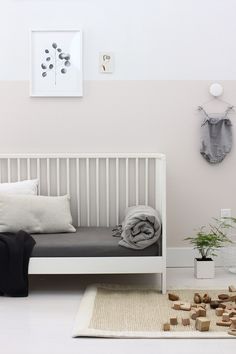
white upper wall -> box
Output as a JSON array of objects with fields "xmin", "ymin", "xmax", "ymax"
[{"xmin": 1, "ymin": 0, "xmax": 236, "ymax": 80}]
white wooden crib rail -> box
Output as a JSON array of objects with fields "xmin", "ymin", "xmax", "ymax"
[
  {"xmin": 0, "ymin": 153, "xmax": 166, "ymax": 227},
  {"xmin": 0, "ymin": 153, "xmax": 166, "ymax": 293}
]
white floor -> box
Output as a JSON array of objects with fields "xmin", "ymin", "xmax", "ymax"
[{"xmin": 1, "ymin": 268, "xmax": 236, "ymax": 354}]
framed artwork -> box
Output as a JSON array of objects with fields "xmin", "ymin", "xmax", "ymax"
[
  {"xmin": 30, "ymin": 29, "xmax": 83, "ymax": 97},
  {"xmin": 99, "ymin": 52, "xmax": 114, "ymax": 73}
]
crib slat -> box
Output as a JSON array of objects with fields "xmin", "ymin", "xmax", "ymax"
[
  {"xmin": 56, "ymin": 158, "xmax": 60, "ymax": 196},
  {"xmin": 135, "ymin": 158, "xmax": 139, "ymax": 206},
  {"xmin": 125, "ymin": 158, "xmax": 129, "ymax": 208},
  {"xmin": 17, "ymin": 158, "xmax": 21, "ymax": 181},
  {"xmin": 155, "ymin": 158, "xmax": 158, "ymax": 210},
  {"xmin": 76, "ymin": 158, "xmax": 80, "ymax": 227},
  {"xmin": 46, "ymin": 158, "xmax": 50, "ymax": 196},
  {"xmin": 96, "ymin": 158, "xmax": 100, "ymax": 227},
  {"xmin": 27, "ymin": 158, "xmax": 31, "ymax": 179},
  {"xmin": 7, "ymin": 159, "xmax": 11, "ymax": 182},
  {"xmin": 0, "ymin": 159, "xmax": 1, "ymax": 183},
  {"xmin": 116, "ymin": 158, "xmax": 119, "ymax": 225},
  {"xmin": 145, "ymin": 158, "xmax": 149, "ymax": 205},
  {"xmin": 66, "ymin": 158, "xmax": 70, "ymax": 195},
  {"xmin": 37, "ymin": 158, "xmax": 41, "ymax": 194},
  {"xmin": 86, "ymin": 158, "xmax": 90, "ymax": 227},
  {"xmin": 106, "ymin": 158, "xmax": 110, "ymax": 227}
]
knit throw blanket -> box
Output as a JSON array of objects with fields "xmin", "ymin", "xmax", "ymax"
[
  {"xmin": 0, "ymin": 230, "xmax": 35, "ymax": 297},
  {"xmin": 112, "ymin": 205, "xmax": 161, "ymax": 250}
]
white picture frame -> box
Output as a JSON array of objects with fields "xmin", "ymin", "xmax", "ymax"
[{"xmin": 30, "ymin": 29, "xmax": 83, "ymax": 97}]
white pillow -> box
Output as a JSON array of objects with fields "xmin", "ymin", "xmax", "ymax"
[
  {"xmin": 0, "ymin": 194, "xmax": 76, "ymax": 234},
  {"xmin": 0, "ymin": 179, "xmax": 38, "ymax": 195}
]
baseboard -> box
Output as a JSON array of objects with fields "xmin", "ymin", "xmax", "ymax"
[{"xmin": 167, "ymin": 247, "xmax": 226, "ymax": 268}]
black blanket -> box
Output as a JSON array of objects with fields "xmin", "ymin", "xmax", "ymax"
[{"xmin": 0, "ymin": 231, "xmax": 36, "ymax": 297}]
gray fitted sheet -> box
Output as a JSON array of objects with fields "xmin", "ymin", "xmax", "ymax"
[{"xmin": 31, "ymin": 227, "xmax": 161, "ymax": 258}]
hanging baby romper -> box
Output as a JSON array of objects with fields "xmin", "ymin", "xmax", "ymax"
[{"xmin": 199, "ymin": 106, "xmax": 233, "ymax": 164}]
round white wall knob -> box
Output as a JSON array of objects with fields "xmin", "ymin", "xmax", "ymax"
[{"xmin": 209, "ymin": 83, "xmax": 223, "ymax": 97}]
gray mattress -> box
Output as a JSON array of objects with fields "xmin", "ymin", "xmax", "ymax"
[{"xmin": 31, "ymin": 227, "xmax": 161, "ymax": 258}]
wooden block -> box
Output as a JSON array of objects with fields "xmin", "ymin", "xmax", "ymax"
[
  {"xmin": 194, "ymin": 293, "xmax": 202, "ymax": 304},
  {"xmin": 229, "ymin": 295, "xmax": 236, "ymax": 302},
  {"xmin": 230, "ymin": 317, "xmax": 236, "ymax": 330},
  {"xmin": 229, "ymin": 285, "xmax": 236, "ymax": 292},
  {"xmin": 192, "ymin": 304, "xmax": 206, "ymax": 309},
  {"xmin": 218, "ymin": 294, "xmax": 230, "ymax": 301},
  {"xmin": 216, "ymin": 321, "xmax": 231, "ymax": 327},
  {"xmin": 195, "ymin": 317, "xmax": 210, "ymax": 332},
  {"xmin": 172, "ymin": 303, "xmax": 181, "ymax": 310},
  {"xmin": 217, "ymin": 295, "xmax": 236, "ymax": 303},
  {"xmin": 228, "ymin": 329, "xmax": 236, "ymax": 336},
  {"xmin": 195, "ymin": 308, "xmax": 202, "ymax": 315},
  {"xmin": 228, "ymin": 311, "xmax": 236, "ymax": 318},
  {"xmin": 191, "ymin": 308, "xmax": 200, "ymax": 320},
  {"xmin": 198, "ymin": 303, "xmax": 206, "ymax": 309},
  {"xmin": 226, "ymin": 305, "xmax": 233, "ymax": 311},
  {"xmin": 172, "ymin": 301, "xmax": 181, "ymax": 310},
  {"xmin": 203, "ymin": 293, "xmax": 211, "ymax": 303},
  {"xmin": 198, "ymin": 307, "xmax": 206, "ymax": 317},
  {"xmin": 168, "ymin": 293, "xmax": 179, "ymax": 301},
  {"xmin": 210, "ymin": 300, "xmax": 220, "ymax": 309},
  {"xmin": 182, "ymin": 317, "xmax": 190, "ymax": 326},
  {"xmin": 191, "ymin": 312, "xmax": 198, "ymax": 320},
  {"xmin": 218, "ymin": 303, "xmax": 226, "ymax": 309},
  {"xmin": 222, "ymin": 313, "xmax": 230, "ymax": 322},
  {"xmin": 170, "ymin": 316, "xmax": 178, "ymax": 325},
  {"xmin": 215, "ymin": 308, "xmax": 224, "ymax": 316},
  {"xmin": 163, "ymin": 323, "xmax": 171, "ymax": 331},
  {"xmin": 180, "ymin": 303, "xmax": 191, "ymax": 311}
]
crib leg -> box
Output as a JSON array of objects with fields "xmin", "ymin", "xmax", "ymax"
[{"xmin": 161, "ymin": 270, "xmax": 167, "ymax": 294}]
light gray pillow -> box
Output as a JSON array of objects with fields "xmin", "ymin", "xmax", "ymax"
[
  {"xmin": 0, "ymin": 179, "xmax": 38, "ymax": 195},
  {"xmin": 0, "ymin": 194, "xmax": 76, "ymax": 234}
]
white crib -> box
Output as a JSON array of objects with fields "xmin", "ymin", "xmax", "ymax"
[{"xmin": 0, "ymin": 153, "xmax": 167, "ymax": 293}]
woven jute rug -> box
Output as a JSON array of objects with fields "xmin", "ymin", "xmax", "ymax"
[{"xmin": 72, "ymin": 284, "xmax": 236, "ymax": 338}]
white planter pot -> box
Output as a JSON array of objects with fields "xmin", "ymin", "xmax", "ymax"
[{"xmin": 194, "ymin": 258, "xmax": 215, "ymax": 279}]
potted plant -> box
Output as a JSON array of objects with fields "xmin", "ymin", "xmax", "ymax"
[{"xmin": 185, "ymin": 218, "xmax": 233, "ymax": 279}]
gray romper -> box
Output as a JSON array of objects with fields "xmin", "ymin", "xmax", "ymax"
[{"xmin": 199, "ymin": 106, "xmax": 233, "ymax": 164}]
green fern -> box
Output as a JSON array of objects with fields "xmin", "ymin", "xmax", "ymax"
[{"xmin": 184, "ymin": 217, "xmax": 233, "ymax": 260}]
